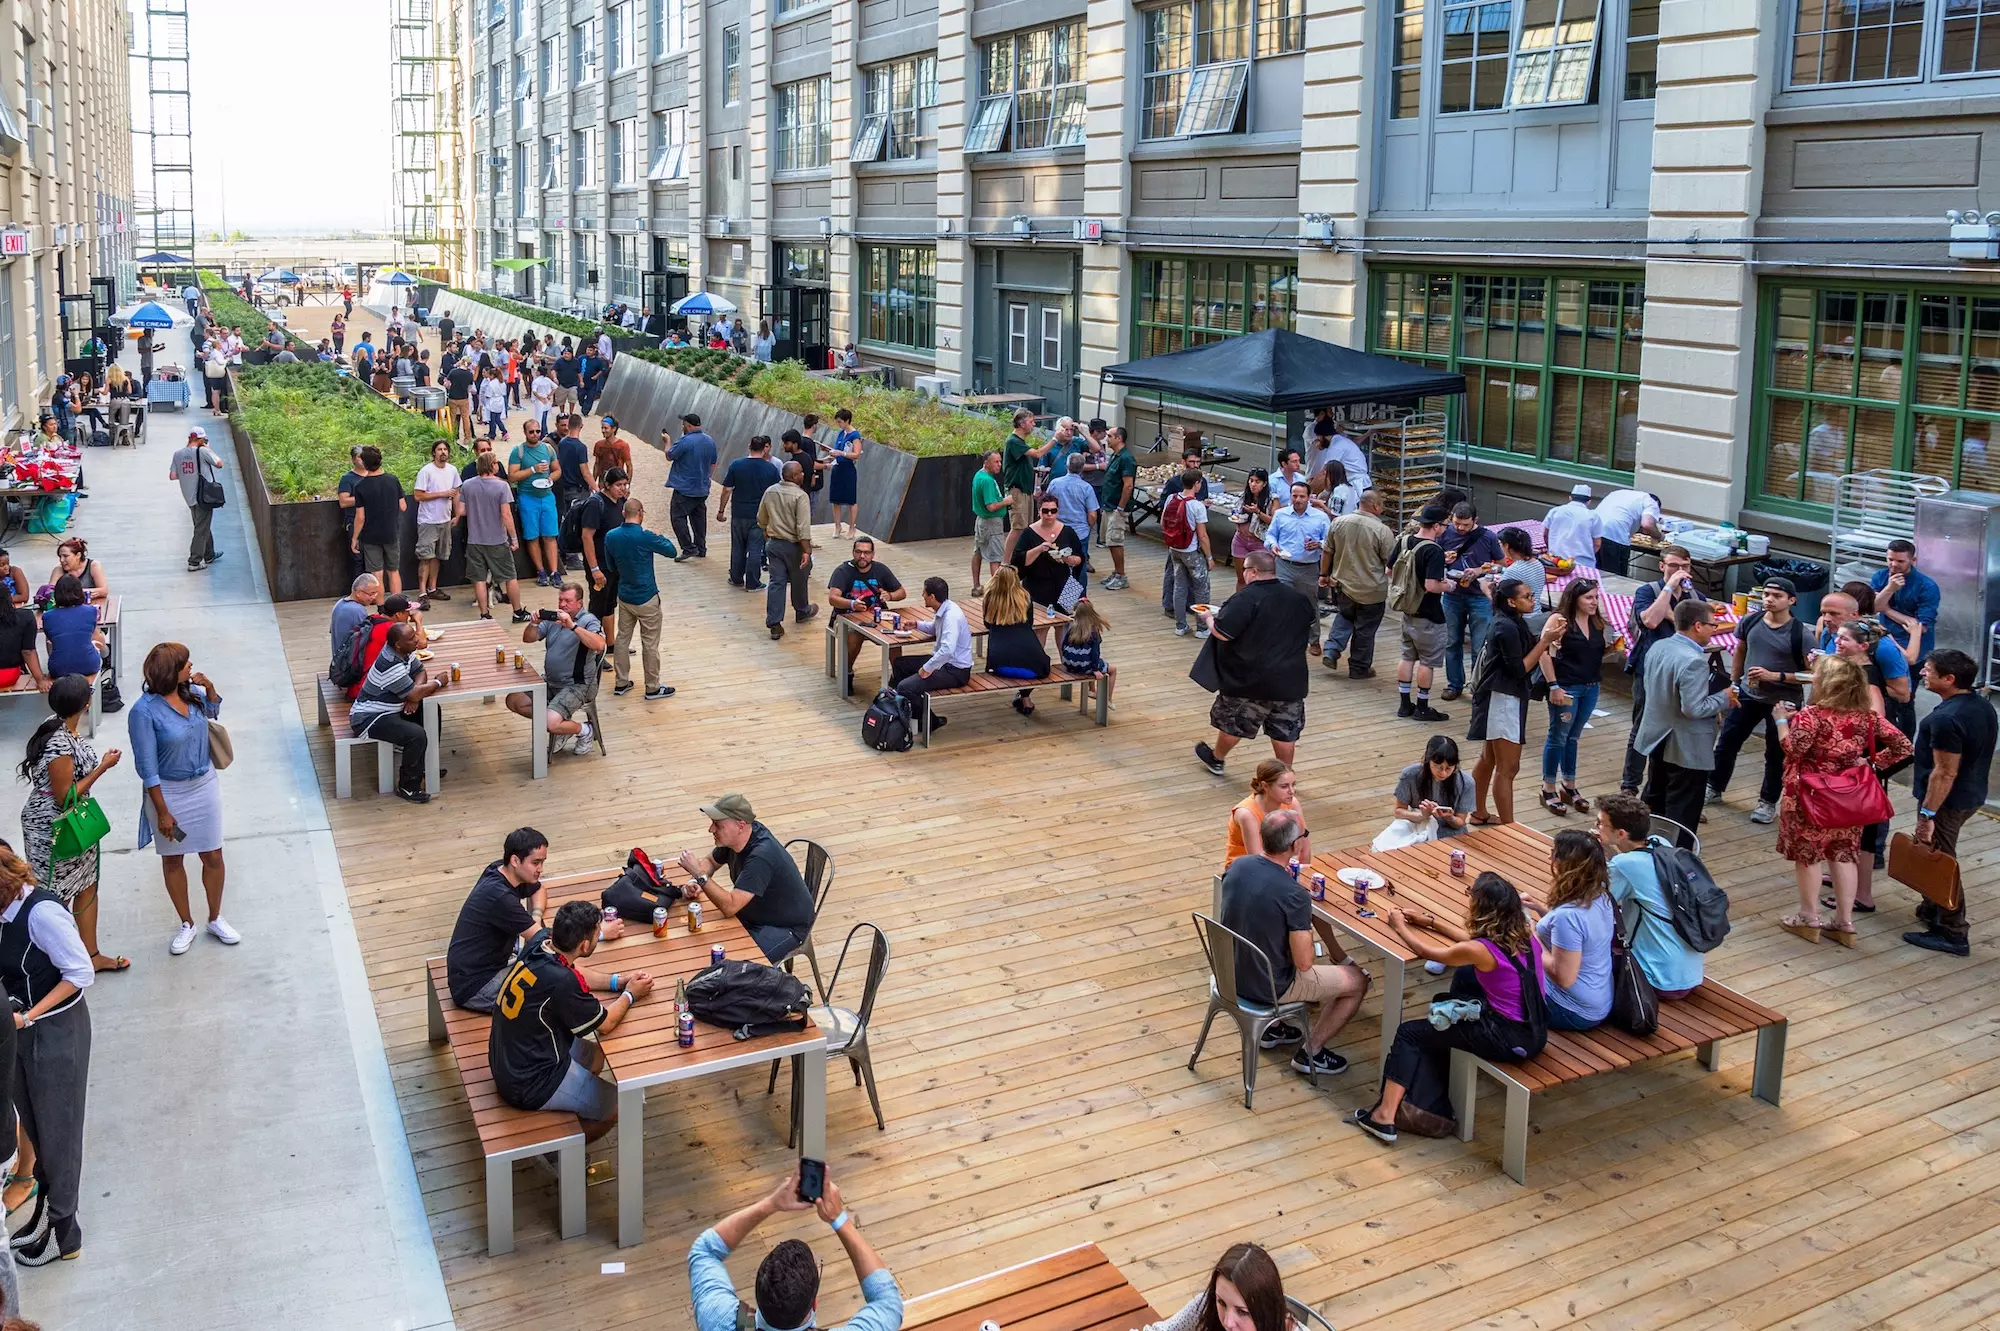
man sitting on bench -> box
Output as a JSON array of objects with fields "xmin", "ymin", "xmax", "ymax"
[
  {"xmin": 448, "ymin": 828, "xmax": 556, "ymax": 1012},
  {"xmin": 886, "ymin": 577, "xmax": 972, "ymax": 731},
  {"xmin": 489, "ymin": 900, "xmax": 654, "ymax": 1142}
]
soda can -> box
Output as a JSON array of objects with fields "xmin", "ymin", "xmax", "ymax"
[
  {"xmin": 687, "ymin": 900, "xmax": 704, "ymax": 933},
  {"xmin": 871, "ymin": 604, "xmax": 882, "ymax": 626},
  {"xmin": 676, "ymin": 1008, "xmax": 695, "ymax": 1048},
  {"xmin": 1352, "ymin": 878, "xmax": 1369, "ymax": 907},
  {"xmin": 1311, "ymin": 873, "xmax": 1327, "ymax": 901},
  {"xmin": 602, "ymin": 907, "xmax": 618, "ymax": 927},
  {"xmin": 1450, "ymin": 848, "xmax": 1467, "ymax": 878},
  {"xmin": 1288, "ymin": 858, "xmax": 1301, "ymax": 880},
  {"xmin": 494, "ymin": 644, "xmax": 506, "ymax": 665},
  {"xmin": 710, "ymin": 943, "xmax": 725, "ymax": 967},
  {"xmin": 651, "ymin": 906, "xmax": 669, "ymax": 937}
]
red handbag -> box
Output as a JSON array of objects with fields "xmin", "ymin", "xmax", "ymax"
[{"xmin": 1795, "ymin": 713, "xmax": 1897, "ymax": 829}]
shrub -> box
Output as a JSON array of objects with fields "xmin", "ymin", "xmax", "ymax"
[
  {"xmin": 232, "ymin": 362, "xmax": 451, "ymax": 501},
  {"xmin": 444, "ymin": 287, "xmax": 606, "ymax": 341}
]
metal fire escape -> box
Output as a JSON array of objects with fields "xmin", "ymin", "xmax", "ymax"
[
  {"xmin": 131, "ymin": 0, "xmax": 195, "ymax": 261},
  {"xmin": 392, "ymin": 0, "xmax": 462, "ymax": 279}
]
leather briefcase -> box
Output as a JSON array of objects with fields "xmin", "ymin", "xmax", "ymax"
[{"xmin": 1889, "ymin": 831, "xmax": 1961, "ymax": 911}]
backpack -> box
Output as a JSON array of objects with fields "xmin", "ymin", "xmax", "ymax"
[
  {"xmin": 1644, "ymin": 838, "xmax": 1732, "ymax": 953},
  {"xmin": 861, "ymin": 688, "xmax": 914, "ymax": 752},
  {"xmin": 1736, "ymin": 609, "xmax": 1808, "ymax": 673},
  {"xmin": 329, "ymin": 613, "xmax": 386, "ymax": 688},
  {"xmin": 1161, "ymin": 493, "xmax": 1194, "ymax": 549},
  {"xmin": 600, "ymin": 847, "xmax": 683, "ymax": 921},
  {"xmin": 684, "ymin": 959, "xmax": 812, "ymax": 1038},
  {"xmin": 1389, "ymin": 537, "xmax": 1438, "ymax": 617}
]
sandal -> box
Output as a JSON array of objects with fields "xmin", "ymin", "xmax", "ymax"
[
  {"xmin": 1541, "ymin": 790, "xmax": 1568, "ymax": 816},
  {"xmin": 1562, "ymin": 786, "xmax": 1590, "ymax": 813},
  {"xmin": 2, "ymin": 1177, "xmax": 35, "ymax": 1215},
  {"xmin": 1468, "ymin": 812, "xmax": 1502, "ymax": 826},
  {"xmin": 1822, "ymin": 894, "xmax": 1876, "ymax": 914},
  {"xmin": 1012, "ymin": 694, "xmax": 1035, "ymax": 717},
  {"xmin": 1820, "ymin": 922, "xmax": 1858, "ymax": 948},
  {"xmin": 90, "ymin": 952, "xmax": 131, "ymax": 972},
  {"xmin": 1779, "ymin": 912, "xmax": 1825, "ymax": 942}
]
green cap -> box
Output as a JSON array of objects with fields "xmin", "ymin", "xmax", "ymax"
[{"xmin": 699, "ymin": 793, "xmax": 755, "ymax": 823}]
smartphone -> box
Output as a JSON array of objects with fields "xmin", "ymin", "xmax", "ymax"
[
  {"xmin": 796, "ymin": 1157, "xmax": 826, "ymax": 1203},
  {"xmin": 538, "ymin": 607, "xmax": 560, "ymax": 622}
]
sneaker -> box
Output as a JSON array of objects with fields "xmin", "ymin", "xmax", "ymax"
[
  {"xmin": 797, "ymin": 605, "xmax": 820, "ymax": 624},
  {"xmin": 673, "ymin": 549, "xmax": 693, "ymax": 563},
  {"xmin": 1412, "ymin": 703, "xmax": 1450, "ymax": 723},
  {"xmin": 1194, "ymin": 741, "xmax": 1226, "ymax": 776},
  {"xmin": 929, "ymin": 714, "xmax": 949, "ymax": 732},
  {"xmin": 1258, "ymin": 1020, "xmax": 1305, "ymax": 1050},
  {"xmin": 644, "ymin": 685, "xmax": 675, "ymax": 701},
  {"xmin": 1903, "ymin": 929, "xmax": 1970, "ymax": 957},
  {"xmin": 1175, "ymin": 625, "xmax": 1192, "ymax": 637},
  {"xmin": 206, "ymin": 916, "xmax": 241, "ymax": 945},
  {"xmin": 571, "ymin": 722, "xmax": 595, "ymax": 756},
  {"xmin": 1322, "ymin": 654, "xmax": 1342, "ymax": 670},
  {"xmin": 550, "ymin": 731, "xmax": 578, "ymax": 755},
  {"xmin": 204, "ymin": 550, "xmax": 225, "ymax": 564},
  {"xmin": 186, "ymin": 561, "xmax": 204, "ymax": 573},
  {"xmin": 613, "ymin": 680, "xmax": 635, "ymax": 696},
  {"xmin": 1397, "ymin": 696, "xmax": 1416, "ymax": 718},
  {"xmin": 395, "ymin": 785, "xmax": 432, "ymax": 804},
  {"xmin": 1750, "ymin": 800, "xmax": 1777, "ymax": 824},
  {"xmin": 1705, "ymin": 787, "xmax": 1726, "ymax": 804},
  {"xmin": 479, "ymin": 612, "xmax": 494, "ymax": 620},
  {"xmin": 414, "ymin": 598, "xmax": 431, "ymax": 613},
  {"xmin": 169, "ymin": 921, "xmax": 197, "ymax": 955},
  {"xmin": 769, "ymin": 623, "xmax": 785, "ymax": 641},
  {"xmin": 511, "ymin": 609, "xmax": 531, "ymax": 623},
  {"xmin": 1348, "ymin": 1107, "xmax": 1398, "ymax": 1143},
  {"xmin": 1195, "ymin": 628, "xmax": 1211, "ymax": 639},
  {"xmin": 1290, "ymin": 1046, "xmax": 1349, "ymax": 1077}
]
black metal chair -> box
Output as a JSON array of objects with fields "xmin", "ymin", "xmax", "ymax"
[
  {"xmin": 1288, "ymin": 1295, "xmax": 1338, "ymax": 1331},
  {"xmin": 782, "ymin": 838, "xmax": 835, "ymax": 997},
  {"xmin": 770, "ymin": 921, "xmax": 889, "ymax": 1142}
]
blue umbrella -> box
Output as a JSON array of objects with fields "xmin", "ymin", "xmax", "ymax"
[
  {"xmin": 670, "ymin": 291, "xmax": 739, "ymax": 316},
  {"xmin": 127, "ymin": 302, "xmax": 178, "ymax": 329},
  {"xmin": 381, "ymin": 270, "xmax": 418, "ymax": 286},
  {"xmin": 136, "ymin": 252, "xmax": 192, "ymax": 265},
  {"xmin": 258, "ymin": 268, "xmax": 302, "ymax": 284}
]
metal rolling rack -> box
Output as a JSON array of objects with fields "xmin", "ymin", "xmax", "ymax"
[
  {"xmin": 1356, "ymin": 411, "xmax": 1449, "ymax": 529},
  {"xmin": 1830, "ymin": 468, "xmax": 1947, "ymax": 583}
]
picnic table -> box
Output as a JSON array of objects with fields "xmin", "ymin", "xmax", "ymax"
[
  {"xmin": 540, "ymin": 870, "xmax": 830, "ymax": 1248},
  {"xmin": 902, "ymin": 1242, "xmax": 1161, "ymax": 1331},
  {"xmin": 96, "ymin": 593, "xmax": 121, "ymax": 689},
  {"xmin": 823, "ymin": 598, "xmax": 1071, "ymax": 698},
  {"xmin": 413, "ymin": 617, "xmax": 547, "ymax": 794}
]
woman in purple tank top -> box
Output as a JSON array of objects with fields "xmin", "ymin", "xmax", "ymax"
[{"xmin": 1350, "ymin": 871, "xmax": 1549, "ymax": 1144}]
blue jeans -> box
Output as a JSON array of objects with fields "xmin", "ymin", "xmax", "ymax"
[
  {"xmin": 1546, "ymin": 1001, "xmax": 1602, "ymax": 1032},
  {"xmin": 729, "ymin": 515, "xmax": 766, "ymax": 587},
  {"xmin": 1442, "ymin": 593, "xmax": 1491, "ymax": 692},
  {"xmin": 1542, "ymin": 682, "xmax": 1599, "ymax": 784}
]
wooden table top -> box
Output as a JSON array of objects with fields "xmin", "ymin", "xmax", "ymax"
[
  {"xmin": 420, "ymin": 617, "xmax": 544, "ymax": 694},
  {"xmin": 1312, "ymin": 822, "xmax": 1557, "ymax": 963},
  {"xmin": 97, "ymin": 593, "xmax": 119, "ymax": 628},
  {"xmin": 837, "ymin": 598, "xmax": 1069, "ymax": 648},
  {"xmin": 902, "ymin": 1243, "xmax": 1161, "ymax": 1331},
  {"xmin": 543, "ymin": 870, "xmax": 822, "ymax": 1086}
]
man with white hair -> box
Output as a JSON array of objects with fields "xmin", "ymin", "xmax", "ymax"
[
  {"xmin": 1542, "ymin": 482, "xmax": 1603, "ymax": 571},
  {"xmin": 329, "ymin": 574, "xmax": 383, "ymax": 669}
]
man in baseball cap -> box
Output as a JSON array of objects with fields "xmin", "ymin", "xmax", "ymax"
[
  {"xmin": 676, "ymin": 795, "xmax": 818, "ymax": 962},
  {"xmin": 172, "ymin": 425, "xmax": 227, "ymax": 570}
]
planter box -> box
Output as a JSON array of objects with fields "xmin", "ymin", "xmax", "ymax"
[
  {"xmin": 429, "ymin": 293, "xmax": 650, "ymax": 356},
  {"xmin": 593, "ymin": 353, "xmax": 980, "ymax": 544}
]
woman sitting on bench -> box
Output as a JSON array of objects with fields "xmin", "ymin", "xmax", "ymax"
[{"xmin": 982, "ymin": 568, "xmax": 1048, "ymax": 716}]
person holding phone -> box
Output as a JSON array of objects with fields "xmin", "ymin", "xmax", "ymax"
[
  {"xmin": 127, "ymin": 642, "xmax": 234, "ymax": 956},
  {"xmin": 689, "ymin": 1166, "xmax": 902, "ymax": 1331}
]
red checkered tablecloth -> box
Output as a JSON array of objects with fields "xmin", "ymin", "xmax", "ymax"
[{"xmin": 1546, "ymin": 572, "xmax": 1737, "ymax": 655}]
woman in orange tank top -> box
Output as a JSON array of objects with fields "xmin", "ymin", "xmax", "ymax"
[{"xmin": 1225, "ymin": 759, "xmax": 1309, "ymax": 868}]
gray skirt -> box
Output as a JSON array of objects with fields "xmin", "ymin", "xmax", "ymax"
[
  {"xmin": 140, "ymin": 766, "xmax": 224, "ymax": 855},
  {"xmin": 1468, "ymin": 691, "xmax": 1527, "ymax": 745}
]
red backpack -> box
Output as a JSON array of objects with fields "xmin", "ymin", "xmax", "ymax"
[{"xmin": 1162, "ymin": 494, "xmax": 1193, "ymax": 548}]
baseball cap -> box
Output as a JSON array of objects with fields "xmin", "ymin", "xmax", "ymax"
[
  {"xmin": 188, "ymin": 425, "xmax": 208, "ymax": 440},
  {"xmin": 1763, "ymin": 576, "xmax": 1797, "ymax": 598},
  {"xmin": 700, "ymin": 793, "xmax": 755, "ymax": 823},
  {"xmin": 1417, "ymin": 505, "xmax": 1449, "ymax": 526},
  {"xmin": 1570, "ymin": 482, "xmax": 1593, "ymax": 500}
]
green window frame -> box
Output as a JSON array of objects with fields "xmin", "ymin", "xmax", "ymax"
[
  {"xmin": 1370, "ymin": 267, "xmax": 1645, "ymax": 479},
  {"xmin": 859, "ymin": 245, "xmax": 937, "ymax": 353},
  {"xmin": 1751, "ymin": 280, "xmax": 2000, "ymax": 517},
  {"xmin": 1131, "ymin": 255, "xmax": 1297, "ymax": 360}
]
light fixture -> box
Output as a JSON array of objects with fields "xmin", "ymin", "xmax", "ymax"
[
  {"xmin": 1011, "ymin": 216, "xmax": 1032, "ymax": 238},
  {"xmin": 818, "ymin": 216, "xmax": 833, "ymax": 238},
  {"xmin": 1947, "ymin": 209, "xmax": 2000, "ymax": 261}
]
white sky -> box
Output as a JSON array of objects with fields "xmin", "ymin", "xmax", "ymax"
[{"xmin": 139, "ymin": 0, "xmax": 396, "ymax": 234}]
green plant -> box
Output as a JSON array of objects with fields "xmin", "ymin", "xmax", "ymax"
[
  {"xmin": 444, "ymin": 288, "xmax": 607, "ymax": 341},
  {"xmin": 231, "ymin": 362, "xmax": 452, "ymax": 501}
]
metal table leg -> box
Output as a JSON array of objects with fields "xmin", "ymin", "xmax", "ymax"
[
  {"xmin": 531, "ymin": 680, "xmax": 548, "ymax": 779},
  {"xmin": 1379, "ymin": 953, "xmax": 1407, "ymax": 1058},
  {"xmin": 796, "ymin": 1046, "xmax": 828, "ymax": 1162},
  {"xmin": 616, "ymin": 1084, "xmax": 646, "ymax": 1247},
  {"xmin": 423, "ymin": 698, "xmax": 442, "ymax": 795}
]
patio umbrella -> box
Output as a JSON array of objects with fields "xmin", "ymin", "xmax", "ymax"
[
  {"xmin": 671, "ymin": 291, "xmax": 738, "ymax": 316},
  {"xmin": 258, "ymin": 268, "xmax": 302, "ymax": 284},
  {"xmin": 380, "ymin": 270, "xmax": 418, "ymax": 286},
  {"xmin": 492, "ymin": 257, "xmax": 550, "ymax": 272},
  {"xmin": 136, "ymin": 252, "xmax": 193, "ymax": 265},
  {"xmin": 126, "ymin": 301, "xmax": 179, "ymax": 329}
]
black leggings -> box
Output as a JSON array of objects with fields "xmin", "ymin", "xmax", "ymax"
[{"xmin": 1381, "ymin": 966, "xmax": 1544, "ymax": 1119}]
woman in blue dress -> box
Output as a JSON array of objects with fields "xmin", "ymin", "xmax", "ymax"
[{"xmin": 828, "ymin": 407, "xmax": 863, "ymax": 538}]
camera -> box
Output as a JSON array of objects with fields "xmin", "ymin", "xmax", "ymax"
[{"xmin": 538, "ymin": 608, "xmax": 560, "ymax": 622}]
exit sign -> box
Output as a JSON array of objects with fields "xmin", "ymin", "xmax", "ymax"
[{"xmin": 0, "ymin": 230, "xmax": 27, "ymax": 256}]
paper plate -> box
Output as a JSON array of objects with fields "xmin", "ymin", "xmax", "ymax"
[
  {"xmin": 412, "ymin": 649, "xmax": 435, "ymax": 662},
  {"xmin": 1189, "ymin": 603, "xmax": 1214, "ymax": 614},
  {"xmin": 1335, "ymin": 867, "xmax": 1386, "ymax": 891},
  {"xmin": 530, "ymin": 476, "xmax": 554, "ymax": 490}
]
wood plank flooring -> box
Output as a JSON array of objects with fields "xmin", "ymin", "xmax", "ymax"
[{"xmin": 272, "ymin": 417, "xmax": 2000, "ymax": 1330}]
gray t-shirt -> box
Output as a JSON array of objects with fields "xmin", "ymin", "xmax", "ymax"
[
  {"xmin": 540, "ymin": 610, "xmax": 602, "ymax": 685},
  {"xmin": 460, "ymin": 474, "xmax": 514, "ymax": 546},
  {"xmin": 171, "ymin": 444, "xmax": 221, "ymax": 507},
  {"xmin": 1393, "ymin": 761, "xmax": 1476, "ymax": 838},
  {"xmin": 1739, "ymin": 611, "xmax": 1806, "ymax": 704}
]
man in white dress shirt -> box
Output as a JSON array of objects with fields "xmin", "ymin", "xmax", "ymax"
[
  {"xmin": 1593, "ymin": 487, "xmax": 1663, "ymax": 576},
  {"xmin": 1542, "ymin": 482, "xmax": 1604, "ymax": 570},
  {"xmin": 887, "ymin": 576, "xmax": 975, "ymax": 731}
]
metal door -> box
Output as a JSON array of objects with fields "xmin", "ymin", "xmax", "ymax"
[
  {"xmin": 999, "ymin": 293, "xmax": 1073, "ymax": 418},
  {"xmin": 795, "ymin": 286, "xmax": 829, "ymax": 369}
]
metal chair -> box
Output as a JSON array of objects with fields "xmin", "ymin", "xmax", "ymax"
[
  {"xmin": 1287, "ymin": 1296, "xmax": 1338, "ymax": 1331},
  {"xmin": 781, "ymin": 838, "xmax": 835, "ymax": 997},
  {"xmin": 1187, "ymin": 912, "xmax": 1317, "ymax": 1108},
  {"xmin": 1649, "ymin": 818, "xmax": 1700, "ymax": 856},
  {"xmin": 770, "ymin": 921, "xmax": 889, "ymax": 1142}
]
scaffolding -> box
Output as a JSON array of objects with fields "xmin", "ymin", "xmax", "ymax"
[
  {"xmin": 392, "ymin": 0, "xmax": 463, "ymax": 280},
  {"xmin": 131, "ymin": 0, "xmax": 195, "ymax": 261}
]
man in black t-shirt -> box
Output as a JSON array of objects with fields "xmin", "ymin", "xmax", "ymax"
[
  {"xmin": 580, "ymin": 467, "xmax": 632, "ymax": 639},
  {"xmin": 446, "ymin": 828, "xmax": 553, "ymax": 1010},
  {"xmin": 677, "ymin": 794, "xmax": 818, "ymax": 962},
  {"xmin": 1393, "ymin": 506, "xmax": 1453, "ymax": 724},
  {"xmin": 1193, "ymin": 550, "xmax": 1318, "ymax": 777},
  {"xmin": 489, "ymin": 901, "xmax": 653, "ymax": 1137},
  {"xmin": 444, "ymin": 360, "xmax": 476, "ymax": 442},
  {"xmin": 825, "ymin": 537, "xmax": 908, "ymax": 692},
  {"xmin": 349, "ymin": 445, "xmax": 409, "ymax": 594},
  {"xmin": 552, "ymin": 348, "xmax": 582, "ymax": 414},
  {"xmin": 1906, "ymin": 649, "xmax": 1999, "ymax": 956}
]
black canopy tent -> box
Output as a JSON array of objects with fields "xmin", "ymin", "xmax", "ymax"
[{"xmin": 1098, "ymin": 327, "xmax": 1467, "ymax": 469}]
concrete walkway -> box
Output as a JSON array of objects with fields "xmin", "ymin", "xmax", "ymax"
[{"xmin": 21, "ymin": 341, "xmax": 451, "ymax": 1328}]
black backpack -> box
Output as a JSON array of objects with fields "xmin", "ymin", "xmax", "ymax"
[
  {"xmin": 329, "ymin": 613, "xmax": 384, "ymax": 688},
  {"xmin": 1645, "ymin": 838, "xmax": 1732, "ymax": 953},
  {"xmin": 600, "ymin": 847, "xmax": 682, "ymax": 922},
  {"xmin": 861, "ymin": 688, "xmax": 914, "ymax": 752},
  {"xmin": 684, "ymin": 959, "xmax": 812, "ymax": 1039}
]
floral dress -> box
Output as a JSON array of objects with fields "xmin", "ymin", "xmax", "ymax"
[
  {"xmin": 21, "ymin": 726, "xmax": 101, "ymax": 904},
  {"xmin": 1777, "ymin": 705, "xmax": 1912, "ymax": 865}
]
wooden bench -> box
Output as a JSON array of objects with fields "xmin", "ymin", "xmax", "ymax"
[
  {"xmin": 425, "ymin": 956, "xmax": 587, "ymax": 1256},
  {"xmin": 917, "ymin": 665, "xmax": 1111, "ymax": 746},
  {"xmin": 1449, "ymin": 978, "xmax": 1786, "ymax": 1184},
  {"xmin": 315, "ymin": 677, "xmax": 395, "ymax": 799}
]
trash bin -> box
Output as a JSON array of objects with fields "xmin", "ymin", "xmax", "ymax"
[{"xmin": 1755, "ymin": 557, "xmax": 1830, "ymax": 620}]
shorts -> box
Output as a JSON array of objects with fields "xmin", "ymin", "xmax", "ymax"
[
  {"xmin": 1210, "ymin": 694, "xmax": 1306, "ymax": 744},
  {"xmin": 1009, "ymin": 488, "xmax": 1035, "ymax": 527},
  {"xmin": 588, "ymin": 573, "xmax": 620, "ymax": 619},
  {"xmin": 1100, "ymin": 509, "xmax": 1130, "ymax": 547},
  {"xmin": 536, "ymin": 1040, "xmax": 617, "ymax": 1120},
  {"xmin": 1400, "ymin": 617, "xmax": 1446, "ymax": 667},
  {"xmin": 1468, "ymin": 691, "xmax": 1527, "ymax": 744},
  {"xmin": 1281, "ymin": 964, "xmax": 1362, "ymax": 1006},
  {"xmin": 974, "ymin": 516, "xmax": 1005, "ymax": 563},
  {"xmin": 549, "ymin": 680, "xmax": 597, "ymax": 718},
  {"xmin": 360, "ymin": 542, "xmax": 396, "ymax": 573},
  {"xmin": 416, "ymin": 521, "xmax": 454, "ymax": 560},
  {"xmin": 465, "ymin": 542, "xmax": 515, "ymax": 585},
  {"xmin": 517, "ymin": 491, "xmax": 560, "ymax": 540}
]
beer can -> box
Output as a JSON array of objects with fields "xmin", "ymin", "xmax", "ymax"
[
  {"xmin": 687, "ymin": 900, "xmax": 704, "ymax": 933},
  {"xmin": 651, "ymin": 906, "xmax": 669, "ymax": 937},
  {"xmin": 1311, "ymin": 872, "xmax": 1327, "ymax": 901},
  {"xmin": 1352, "ymin": 878, "xmax": 1369, "ymax": 907},
  {"xmin": 513, "ymin": 650, "xmax": 525, "ymax": 671},
  {"xmin": 602, "ymin": 907, "xmax": 618, "ymax": 927},
  {"xmin": 494, "ymin": 644, "xmax": 506, "ymax": 665},
  {"xmin": 676, "ymin": 1008, "xmax": 695, "ymax": 1048},
  {"xmin": 1450, "ymin": 848, "xmax": 1467, "ymax": 878},
  {"xmin": 1288, "ymin": 858, "xmax": 1301, "ymax": 880},
  {"xmin": 710, "ymin": 943, "xmax": 725, "ymax": 967},
  {"xmin": 450, "ymin": 662, "xmax": 461, "ymax": 683},
  {"xmin": 871, "ymin": 604, "xmax": 881, "ymax": 626}
]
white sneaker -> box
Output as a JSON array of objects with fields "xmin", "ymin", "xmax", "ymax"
[
  {"xmin": 169, "ymin": 921, "xmax": 197, "ymax": 955},
  {"xmin": 207, "ymin": 916, "xmax": 242, "ymax": 945},
  {"xmin": 1750, "ymin": 800, "xmax": 1777, "ymax": 825},
  {"xmin": 572, "ymin": 722, "xmax": 595, "ymax": 756}
]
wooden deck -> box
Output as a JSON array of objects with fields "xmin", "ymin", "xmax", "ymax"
[{"xmin": 274, "ymin": 435, "xmax": 2000, "ymax": 1329}]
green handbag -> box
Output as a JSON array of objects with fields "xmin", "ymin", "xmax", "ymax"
[{"xmin": 49, "ymin": 787, "xmax": 110, "ymax": 864}]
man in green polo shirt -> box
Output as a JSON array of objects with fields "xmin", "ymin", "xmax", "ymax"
[
  {"xmin": 1096, "ymin": 425, "xmax": 1137, "ymax": 591},
  {"xmin": 1001, "ymin": 407, "xmax": 1049, "ymax": 529},
  {"xmin": 970, "ymin": 449, "xmax": 1008, "ymax": 595}
]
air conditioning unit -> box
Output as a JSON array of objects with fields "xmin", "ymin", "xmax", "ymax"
[{"xmin": 912, "ymin": 374, "xmax": 956, "ymax": 400}]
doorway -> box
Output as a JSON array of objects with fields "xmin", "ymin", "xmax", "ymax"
[{"xmin": 1000, "ymin": 293, "xmax": 1074, "ymax": 418}]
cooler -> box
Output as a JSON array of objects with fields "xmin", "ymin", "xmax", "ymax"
[{"xmin": 1914, "ymin": 490, "xmax": 2000, "ymax": 682}]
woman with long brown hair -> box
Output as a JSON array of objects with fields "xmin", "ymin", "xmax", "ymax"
[
  {"xmin": 1142, "ymin": 1241, "xmax": 1293, "ymax": 1331},
  {"xmin": 1536, "ymin": 829, "xmax": 1614, "ymax": 1031},
  {"xmin": 981, "ymin": 566, "xmax": 1049, "ymax": 716},
  {"xmin": 126, "ymin": 643, "xmax": 233, "ymax": 955},
  {"xmin": 1224, "ymin": 759, "xmax": 1310, "ymax": 870},
  {"xmin": 1539, "ymin": 578, "xmax": 1607, "ymax": 815},
  {"xmin": 1351, "ymin": 871, "xmax": 1547, "ymax": 1143},
  {"xmin": 1774, "ymin": 653, "xmax": 1911, "ymax": 946},
  {"xmin": 1468, "ymin": 579, "xmax": 1566, "ymax": 826}
]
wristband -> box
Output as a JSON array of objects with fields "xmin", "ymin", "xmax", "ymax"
[
  {"xmin": 611, "ymin": 973, "xmax": 621, "ymax": 992},
  {"xmin": 830, "ymin": 1210, "xmax": 850, "ymax": 1232},
  {"xmin": 1920, "ymin": 808, "xmax": 1937, "ymax": 820}
]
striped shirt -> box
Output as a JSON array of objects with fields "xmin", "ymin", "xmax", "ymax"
[{"xmin": 350, "ymin": 646, "xmax": 421, "ymax": 737}]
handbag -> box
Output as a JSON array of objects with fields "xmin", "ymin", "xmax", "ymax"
[
  {"xmin": 196, "ymin": 454, "xmax": 226, "ymax": 509},
  {"xmin": 1795, "ymin": 714, "xmax": 1896, "ymax": 829},
  {"xmin": 1057, "ymin": 574, "xmax": 1085, "ymax": 614},
  {"xmin": 1888, "ymin": 830, "xmax": 1961, "ymax": 911},
  {"xmin": 48, "ymin": 786, "xmax": 111, "ymax": 864},
  {"xmin": 1607, "ymin": 926, "xmax": 1660, "ymax": 1036},
  {"xmin": 207, "ymin": 718, "xmax": 234, "ymax": 770}
]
